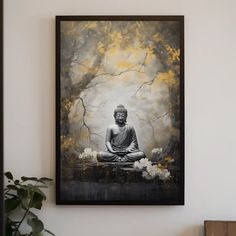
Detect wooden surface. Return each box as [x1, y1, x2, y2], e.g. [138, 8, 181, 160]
[205, 221, 236, 236]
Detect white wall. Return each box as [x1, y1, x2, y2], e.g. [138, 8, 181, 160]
[4, 0, 236, 235]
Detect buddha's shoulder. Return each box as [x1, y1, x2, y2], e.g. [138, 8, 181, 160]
[107, 124, 117, 130]
[107, 124, 134, 130]
[126, 124, 135, 130]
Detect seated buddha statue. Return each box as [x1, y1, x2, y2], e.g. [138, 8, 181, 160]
[97, 105, 145, 162]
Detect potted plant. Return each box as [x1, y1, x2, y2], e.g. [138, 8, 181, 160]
[4, 172, 54, 236]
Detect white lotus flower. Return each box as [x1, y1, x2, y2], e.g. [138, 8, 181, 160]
[84, 148, 92, 154]
[78, 148, 98, 161]
[139, 158, 152, 167]
[133, 161, 143, 170]
[158, 169, 171, 180]
[146, 165, 158, 177]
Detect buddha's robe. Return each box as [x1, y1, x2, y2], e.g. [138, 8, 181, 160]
[97, 125, 145, 162]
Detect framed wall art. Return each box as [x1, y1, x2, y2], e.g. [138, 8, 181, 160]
[56, 15, 184, 205]
[0, 0, 3, 230]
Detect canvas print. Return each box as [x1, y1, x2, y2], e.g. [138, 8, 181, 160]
[56, 16, 184, 204]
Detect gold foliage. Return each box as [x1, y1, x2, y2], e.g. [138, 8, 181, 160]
[164, 156, 175, 163]
[62, 98, 73, 112]
[136, 21, 144, 29]
[152, 33, 180, 64]
[61, 135, 75, 151]
[152, 33, 162, 43]
[145, 46, 155, 64]
[102, 23, 111, 33]
[159, 70, 177, 86]
[84, 22, 97, 30]
[109, 31, 123, 47]
[97, 41, 105, 54]
[165, 45, 180, 63]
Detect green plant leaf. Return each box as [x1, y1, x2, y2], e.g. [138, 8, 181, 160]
[28, 186, 46, 200]
[45, 229, 55, 236]
[33, 233, 43, 236]
[30, 192, 44, 210]
[5, 171, 14, 180]
[17, 188, 28, 199]
[5, 192, 17, 198]
[21, 197, 29, 210]
[27, 218, 44, 233]
[21, 176, 38, 182]
[19, 185, 27, 190]
[28, 211, 38, 218]
[36, 180, 47, 185]
[5, 198, 21, 213]
[6, 184, 19, 191]
[39, 177, 53, 182]
[34, 185, 48, 188]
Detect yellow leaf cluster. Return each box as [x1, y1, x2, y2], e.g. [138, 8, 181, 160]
[84, 22, 97, 29]
[157, 163, 164, 169]
[152, 33, 180, 64]
[97, 42, 105, 54]
[152, 33, 162, 42]
[136, 21, 144, 29]
[101, 21, 112, 33]
[159, 70, 177, 86]
[61, 135, 75, 150]
[145, 46, 155, 63]
[109, 31, 123, 47]
[164, 156, 174, 163]
[63, 99, 73, 111]
[165, 44, 180, 63]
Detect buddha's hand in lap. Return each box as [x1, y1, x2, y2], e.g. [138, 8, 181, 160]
[117, 157, 127, 162]
[112, 150, 128, 156]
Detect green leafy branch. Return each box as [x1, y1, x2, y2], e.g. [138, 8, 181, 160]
[4, 172, 54, 236]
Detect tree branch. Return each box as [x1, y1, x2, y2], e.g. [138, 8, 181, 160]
[133, 71, 160, 96]
[95, 67, 145, 78]
[78, 97, 91, 142]
[78, 97, 105, 142]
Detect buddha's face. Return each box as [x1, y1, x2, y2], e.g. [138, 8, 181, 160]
[114, 112, 127, 125]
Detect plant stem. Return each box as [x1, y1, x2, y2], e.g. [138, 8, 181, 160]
[13, 204, 30, 236]
[13, 181, 38, 236]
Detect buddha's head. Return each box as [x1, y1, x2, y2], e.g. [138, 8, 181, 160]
[114, 104, 127, 125]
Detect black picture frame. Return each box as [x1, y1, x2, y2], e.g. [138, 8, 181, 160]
[56, 15, 184, 205]
[0, 0, 4, 232]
